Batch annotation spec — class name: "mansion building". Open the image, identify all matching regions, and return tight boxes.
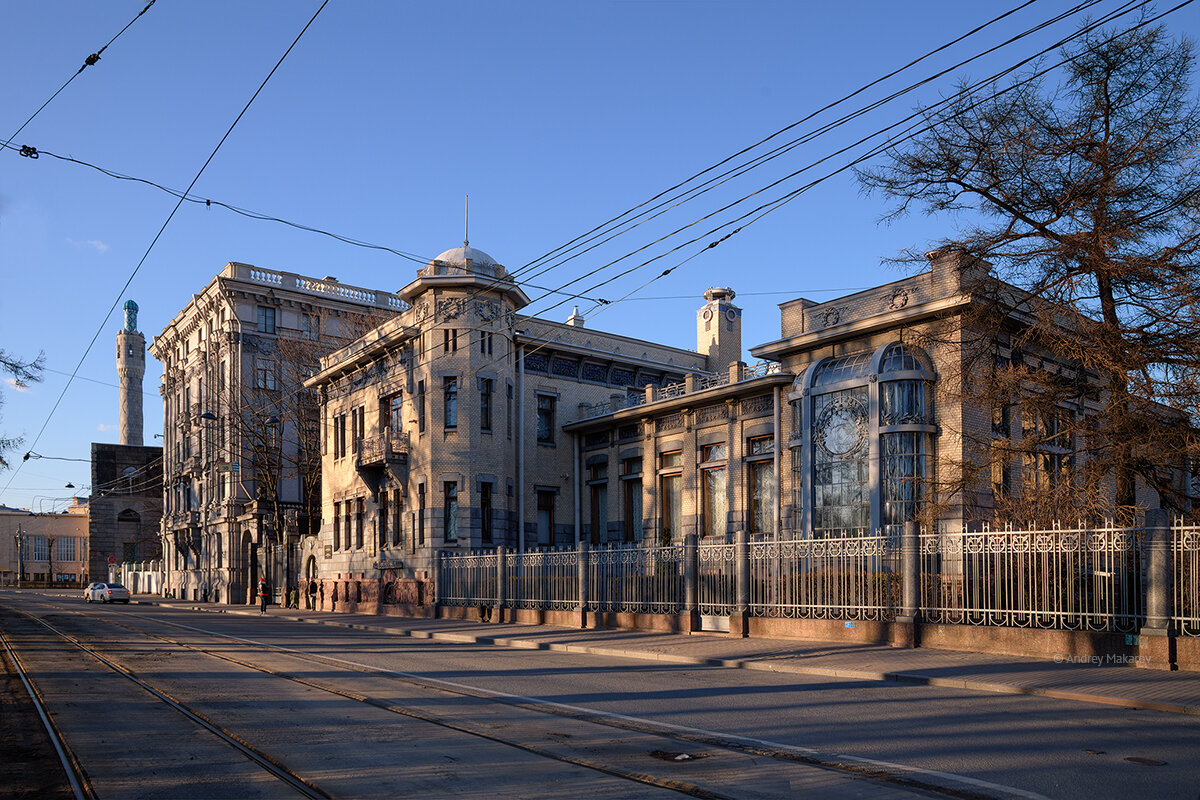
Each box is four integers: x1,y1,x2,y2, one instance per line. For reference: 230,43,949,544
155,244,1168,609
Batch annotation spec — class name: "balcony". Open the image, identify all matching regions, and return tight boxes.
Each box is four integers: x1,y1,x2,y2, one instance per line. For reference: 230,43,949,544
356,430,410,469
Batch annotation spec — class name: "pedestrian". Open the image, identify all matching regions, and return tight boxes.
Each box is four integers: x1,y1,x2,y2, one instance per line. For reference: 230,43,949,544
307,577,318,610
258,577,269,615
288,586,299,609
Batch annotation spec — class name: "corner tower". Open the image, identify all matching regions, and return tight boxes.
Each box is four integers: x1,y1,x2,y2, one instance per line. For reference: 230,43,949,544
697,286,742,370
117,299,145,446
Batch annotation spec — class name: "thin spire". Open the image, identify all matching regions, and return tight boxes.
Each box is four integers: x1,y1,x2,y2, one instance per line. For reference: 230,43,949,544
464,194,469,248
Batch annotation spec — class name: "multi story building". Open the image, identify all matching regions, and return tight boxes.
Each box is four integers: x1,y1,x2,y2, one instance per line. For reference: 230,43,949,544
150,262,405,603
305,246,1179,615
303,244,748,612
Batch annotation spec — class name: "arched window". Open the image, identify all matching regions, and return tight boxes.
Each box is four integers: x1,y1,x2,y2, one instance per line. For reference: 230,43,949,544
792,342,935,537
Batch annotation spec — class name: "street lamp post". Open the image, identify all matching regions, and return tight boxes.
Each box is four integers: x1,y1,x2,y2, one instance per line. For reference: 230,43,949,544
15,525,25,584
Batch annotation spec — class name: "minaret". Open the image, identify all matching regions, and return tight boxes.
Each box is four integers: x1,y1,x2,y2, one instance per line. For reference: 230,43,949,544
117,300,145,446
696,287,742,370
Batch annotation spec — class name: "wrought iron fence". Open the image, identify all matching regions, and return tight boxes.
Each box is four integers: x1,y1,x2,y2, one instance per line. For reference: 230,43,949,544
589,542,685,614
1173,522,1200,637
437,551,498,607
434,521,1196,638
697,541,736,616
506,547,578,610
920,524,1145,633
750,534,900,620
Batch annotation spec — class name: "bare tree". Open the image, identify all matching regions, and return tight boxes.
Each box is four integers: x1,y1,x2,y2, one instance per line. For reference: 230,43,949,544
860,22,1200,521
221,308,393,587
0,349,44,470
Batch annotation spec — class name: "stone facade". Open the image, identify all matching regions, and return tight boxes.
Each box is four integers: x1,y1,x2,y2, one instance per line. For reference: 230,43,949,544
87,442,162,581
303,246,731,612
150,262,407,604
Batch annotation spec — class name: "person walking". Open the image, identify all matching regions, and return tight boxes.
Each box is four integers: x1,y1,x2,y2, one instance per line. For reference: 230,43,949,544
307,577,318,610
258,577,269,615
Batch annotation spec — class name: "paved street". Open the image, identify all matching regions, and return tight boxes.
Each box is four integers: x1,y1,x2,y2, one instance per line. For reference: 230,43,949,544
3,589,1199,799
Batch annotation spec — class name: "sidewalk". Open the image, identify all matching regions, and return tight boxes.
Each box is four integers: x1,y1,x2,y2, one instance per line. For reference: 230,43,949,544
141,596,1200,716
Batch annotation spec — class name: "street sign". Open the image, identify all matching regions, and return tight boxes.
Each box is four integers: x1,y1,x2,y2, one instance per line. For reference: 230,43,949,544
107,555,117,565
218,462,240,473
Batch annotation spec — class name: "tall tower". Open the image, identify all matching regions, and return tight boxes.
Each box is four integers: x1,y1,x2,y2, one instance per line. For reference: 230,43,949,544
117,300,145,446
696,287,742,370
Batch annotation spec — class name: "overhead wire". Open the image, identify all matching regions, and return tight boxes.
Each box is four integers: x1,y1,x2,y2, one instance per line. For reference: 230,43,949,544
502,0,1107,290
1,0,331,504
7,1,1180,499
519,0,1167,321
1,1,156,154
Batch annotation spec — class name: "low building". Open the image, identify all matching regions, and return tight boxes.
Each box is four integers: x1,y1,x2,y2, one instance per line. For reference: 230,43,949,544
0,501,90,586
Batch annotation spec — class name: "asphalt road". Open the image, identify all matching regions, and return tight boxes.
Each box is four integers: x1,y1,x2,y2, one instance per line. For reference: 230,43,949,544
3,592,1198,800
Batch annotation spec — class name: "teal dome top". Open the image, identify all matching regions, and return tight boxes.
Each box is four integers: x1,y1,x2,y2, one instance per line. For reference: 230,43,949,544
123,300,139,333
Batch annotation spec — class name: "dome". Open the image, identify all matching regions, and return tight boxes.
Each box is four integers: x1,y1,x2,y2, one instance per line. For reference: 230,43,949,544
123,299,139,312
432,246,499,268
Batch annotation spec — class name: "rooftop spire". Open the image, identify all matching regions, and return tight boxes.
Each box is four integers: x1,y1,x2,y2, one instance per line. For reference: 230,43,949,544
464,194,469,248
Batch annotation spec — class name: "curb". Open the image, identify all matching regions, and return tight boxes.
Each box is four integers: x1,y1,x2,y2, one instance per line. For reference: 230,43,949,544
162,601,1200,717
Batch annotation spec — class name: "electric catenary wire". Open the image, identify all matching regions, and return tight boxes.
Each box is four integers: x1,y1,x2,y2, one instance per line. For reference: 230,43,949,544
1,0,331,504
1,1,156,154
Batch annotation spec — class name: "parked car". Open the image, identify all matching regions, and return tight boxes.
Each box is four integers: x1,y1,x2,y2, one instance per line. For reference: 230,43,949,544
84,582,131,603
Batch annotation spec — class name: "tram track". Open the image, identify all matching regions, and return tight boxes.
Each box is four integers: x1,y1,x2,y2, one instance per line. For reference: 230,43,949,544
1,607,331,799
3,595,1044,800
0,627,94,800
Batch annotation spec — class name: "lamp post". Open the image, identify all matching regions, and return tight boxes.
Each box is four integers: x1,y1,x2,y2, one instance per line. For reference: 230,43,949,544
15,525,25,584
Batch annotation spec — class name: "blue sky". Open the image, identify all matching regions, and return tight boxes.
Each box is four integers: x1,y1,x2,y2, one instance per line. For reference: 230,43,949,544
2,0,1197,511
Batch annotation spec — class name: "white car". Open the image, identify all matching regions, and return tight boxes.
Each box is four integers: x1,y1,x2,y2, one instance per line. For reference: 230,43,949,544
84,582,131,603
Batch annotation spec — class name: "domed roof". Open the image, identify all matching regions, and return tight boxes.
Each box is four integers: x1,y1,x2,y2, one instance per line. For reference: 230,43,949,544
123,299,139,312
432,245,499,268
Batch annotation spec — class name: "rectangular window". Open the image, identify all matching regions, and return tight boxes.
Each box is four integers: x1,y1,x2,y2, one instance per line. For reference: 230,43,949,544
506,383,513,439
334,413,347,459
660,475,682,545
589,470,608,546
443,328,459,354
443,482,458,543
748,460,774,535
56,537,76,562
378,490,388,549
418,483,426,547
417,380,427,434
702,466,727,538
352,406,365,452
443,377,458,429
480,331,493,355
702,443,727,462
392,489,403,547
355,498,364,549
536,394,556,444
387,393,404,434
480,482,493,544
32,536,48,561
480,378,493,432
255,359,277,391
748,436,774,456
661,450,682,469
536,490,555,546
622,467,643,544
301,313,320,340
257,306,276,334
333,501,342,550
